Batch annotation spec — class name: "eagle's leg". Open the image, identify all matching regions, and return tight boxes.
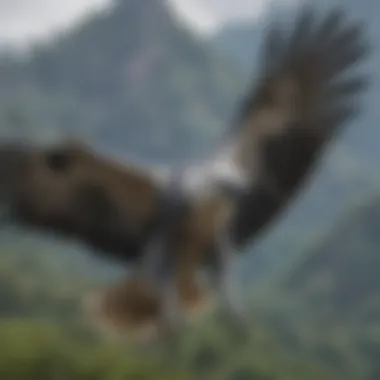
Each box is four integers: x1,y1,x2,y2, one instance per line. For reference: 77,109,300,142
137,170,188,338
152,261,185,347
159,270,184,335
138,240,185,336
212,229,249,330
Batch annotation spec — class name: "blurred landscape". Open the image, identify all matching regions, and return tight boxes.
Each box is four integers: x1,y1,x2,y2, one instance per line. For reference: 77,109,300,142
0,0,380,379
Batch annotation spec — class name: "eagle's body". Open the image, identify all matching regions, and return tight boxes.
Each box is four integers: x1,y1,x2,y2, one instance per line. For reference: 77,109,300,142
0,6,370,342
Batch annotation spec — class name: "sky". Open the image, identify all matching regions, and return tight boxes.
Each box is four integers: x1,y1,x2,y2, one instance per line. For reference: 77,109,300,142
0,0,284,47
168,0,277,32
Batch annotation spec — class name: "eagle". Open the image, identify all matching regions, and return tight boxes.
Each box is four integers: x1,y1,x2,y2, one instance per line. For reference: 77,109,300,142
0,5,369,342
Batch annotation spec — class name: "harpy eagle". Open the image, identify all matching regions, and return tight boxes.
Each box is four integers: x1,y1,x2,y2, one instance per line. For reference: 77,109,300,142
0,6,369,342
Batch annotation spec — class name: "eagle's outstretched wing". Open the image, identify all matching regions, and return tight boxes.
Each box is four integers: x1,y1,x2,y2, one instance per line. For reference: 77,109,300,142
0,140,167,262
208,6,370,249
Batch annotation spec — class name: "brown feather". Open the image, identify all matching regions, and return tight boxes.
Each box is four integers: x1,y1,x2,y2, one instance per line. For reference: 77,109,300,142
84,273,211,343
171,193,235,283
227,6,369,248
0,140,162,262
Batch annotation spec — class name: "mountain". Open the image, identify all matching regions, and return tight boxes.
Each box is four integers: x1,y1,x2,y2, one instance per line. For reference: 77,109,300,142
253,195,380,379
0,0,244,163
284,196,380,317
211,22,260,72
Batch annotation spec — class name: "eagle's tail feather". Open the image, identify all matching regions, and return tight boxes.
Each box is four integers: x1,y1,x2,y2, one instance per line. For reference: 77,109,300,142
83,275,211,343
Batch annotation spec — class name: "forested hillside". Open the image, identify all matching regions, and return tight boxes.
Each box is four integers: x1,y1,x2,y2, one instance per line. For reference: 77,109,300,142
251,196,380,380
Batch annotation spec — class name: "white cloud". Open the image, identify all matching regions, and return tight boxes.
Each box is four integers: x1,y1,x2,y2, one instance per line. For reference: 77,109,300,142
168,0,301,34
166,0,216,33
168,0,273,33
0,0,113,46
0,0,294,47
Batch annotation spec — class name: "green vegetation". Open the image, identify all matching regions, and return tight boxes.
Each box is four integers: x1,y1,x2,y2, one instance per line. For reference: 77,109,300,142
0,236,343,380
0,248,342,380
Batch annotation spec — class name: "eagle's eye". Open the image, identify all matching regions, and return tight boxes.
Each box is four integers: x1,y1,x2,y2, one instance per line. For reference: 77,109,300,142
45,149,71,173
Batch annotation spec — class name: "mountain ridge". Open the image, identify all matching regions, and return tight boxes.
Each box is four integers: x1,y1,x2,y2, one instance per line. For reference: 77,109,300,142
0,0,244,163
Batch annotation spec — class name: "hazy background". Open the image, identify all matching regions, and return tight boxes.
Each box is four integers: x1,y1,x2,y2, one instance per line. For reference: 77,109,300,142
0,0,297,45
0,0,379,379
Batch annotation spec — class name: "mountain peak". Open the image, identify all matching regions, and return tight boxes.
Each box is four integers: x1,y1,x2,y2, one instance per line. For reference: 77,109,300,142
0,0,243,162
